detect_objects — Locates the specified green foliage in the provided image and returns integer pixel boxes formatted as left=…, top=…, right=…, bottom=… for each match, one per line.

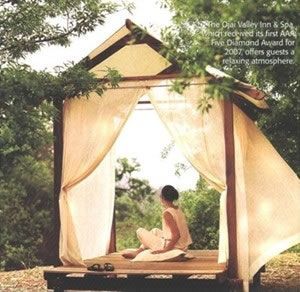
left=115, top=158, right=161, bottom=250
left=0, top=63, right=122, bottom=107
left=257, top=94, right=299, bottom=175
left=0, top=156, right=53, bottom=270
left=115, top=158, right=155, bottom=201
left=163, top=0, right=299, bottom=174
left=116, top=198, right=162, bottom=250
left=164, top=0, right=298, bottom=71
left=0, top=0, right=128, bottom=63
left=115, top=158, right=220, bottom=251
left=0, top=64, right=55, bottom=272
left=180, top=179, right=220, bottom=249
left=286, top=244, right=300, bottom=253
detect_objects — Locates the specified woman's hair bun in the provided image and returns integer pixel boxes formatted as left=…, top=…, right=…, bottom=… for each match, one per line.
left=161, top=185, right=179, bottom=202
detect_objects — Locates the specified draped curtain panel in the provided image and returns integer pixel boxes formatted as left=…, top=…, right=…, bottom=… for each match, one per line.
left=149, top=78, right=300, bottom=283
left=60, top=83, right=146, bottom=265
left=234, top=108, right=300, bottom=277
left=149, top=80, right=226, bottom=191
left=148, top=79, right=229, bottom=267
left=67, top=148, right=115, bottom=260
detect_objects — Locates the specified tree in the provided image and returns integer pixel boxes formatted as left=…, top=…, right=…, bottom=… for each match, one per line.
left=162, top=0, right=299, bottom=174
left=0, top=0, right=134, bottom=63
left=114, top=158, right=221, bottom=251
left=0, top=0, right=127, bottom=104
left=0, top=0, right=128, bottom=270
left=115, top=158, right=161, bottom=250
left=116, top=158, right=155, bottom=201
left=181, top=179, right=220, bottom=249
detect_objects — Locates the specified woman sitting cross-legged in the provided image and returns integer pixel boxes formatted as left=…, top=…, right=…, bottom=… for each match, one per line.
left=122, top=185, right=192, bottom=259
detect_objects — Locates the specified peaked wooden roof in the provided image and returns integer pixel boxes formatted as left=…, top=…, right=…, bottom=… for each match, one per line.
left=80, top=19, right=179, bottom=74
left=80, top=19, right=268, bottom=117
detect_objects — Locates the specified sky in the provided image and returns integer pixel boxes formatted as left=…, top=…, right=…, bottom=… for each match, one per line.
left=25, top=0, right=199, bottom=191
left=25, top=0, right=173, bottom=72
left=115, top=104, right=199, bottom=191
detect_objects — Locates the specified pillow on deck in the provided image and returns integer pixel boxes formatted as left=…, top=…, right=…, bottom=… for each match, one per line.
left=130, top=249, right=194, bottom=262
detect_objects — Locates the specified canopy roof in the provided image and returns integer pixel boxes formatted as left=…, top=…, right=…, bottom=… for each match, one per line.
left=81, top=19, right=176, bottom=77
left=80, top=19, right=268, bottom=116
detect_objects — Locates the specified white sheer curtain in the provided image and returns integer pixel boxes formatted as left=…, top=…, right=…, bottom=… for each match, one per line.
left=67, top=148, right=115, bottom=260
left=60, top=83, right=146, bottom=265
left=148, top=78, right=228, bottom=263
left=233, top=107, right=300, bottom=277
left=149, top=79, right=226, bottom=191
left=149, top=78, right=300, bottom=285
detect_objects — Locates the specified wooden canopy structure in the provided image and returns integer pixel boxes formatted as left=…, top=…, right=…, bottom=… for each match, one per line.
left=48, top=19, right=269, bottom=291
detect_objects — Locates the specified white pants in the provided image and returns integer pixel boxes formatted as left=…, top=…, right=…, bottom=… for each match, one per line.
left=136, top=228, right=167, bottom=251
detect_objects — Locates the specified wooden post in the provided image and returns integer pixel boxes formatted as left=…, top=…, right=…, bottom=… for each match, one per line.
left=224, top=97, right=238, bottom=279
left=52, top=98, right=63, bottom=266
left=253, top=265, right=265, bottom=286
left=108, top=209, right=116, bottom=253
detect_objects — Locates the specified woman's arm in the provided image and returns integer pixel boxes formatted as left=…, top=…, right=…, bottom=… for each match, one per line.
left=152, top=211, right=180, bottom=254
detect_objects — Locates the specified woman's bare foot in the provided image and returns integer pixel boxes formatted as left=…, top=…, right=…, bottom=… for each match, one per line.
left=122, top=248, right=144, bottom=259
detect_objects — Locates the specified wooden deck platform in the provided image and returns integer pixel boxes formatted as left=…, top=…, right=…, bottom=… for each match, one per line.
left=44, top=250, right=233, bottom=291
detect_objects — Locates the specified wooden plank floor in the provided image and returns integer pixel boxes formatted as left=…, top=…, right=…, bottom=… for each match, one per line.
left=44, top=250, right=227, bottom=277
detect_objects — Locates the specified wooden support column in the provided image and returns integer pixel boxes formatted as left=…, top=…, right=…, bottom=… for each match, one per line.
left=253, top=265, right=265, bottom=287
left=224, top=97, right=238, bottom=279
left=53, top=98, right=64, bottom=266
left=108, top=209, right=117, bottom=253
